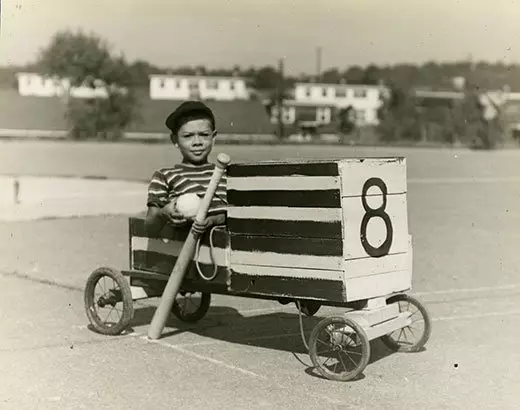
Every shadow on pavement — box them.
[123,305,399,367]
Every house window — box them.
[322,87,328,97]
[354,88,367,98]
[206,79,219,90]
[356,109,366,122]
[316,108,331,123]
[159,79,166,88]
[174,80,182,88]
[305,87,311,97]
[230,81,236,90]
[335,87,346,98]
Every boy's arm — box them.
[145,206,167,236]
[144,170,170,236]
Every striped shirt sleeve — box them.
[147,170,169,208]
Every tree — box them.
[36,29,139,140]
[376,84,422,142]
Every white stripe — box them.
[142,337,267,380]
[148,189,166,195]
[412,283,520,297]
[231,250,343,271]
[231,263,343,280]
[228,206,341,221]
[433,310,520,322]
[131,236,227,266]
[408,176,520,184]
[150,178,167,187]
[227,176,339,191]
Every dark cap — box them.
[165,100,216,134]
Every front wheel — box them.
[84,267,134,335]
[380,294,431,352]
[308,316,370,382]
[171,292,211,323]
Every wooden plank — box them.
[346,269,412,302]
[229,272,346,302]
[339,157,407,197]
[227,206,342,222]
[230,234,343,257]
[129,217,229,248]
[227,189,341,208]
[344,252,409,279]
[132,250,230,284]
[342,193,409,259]
[227,218,342,239]
[227,176,339,191]
[230,250,343,271]
[228,162,339,178]
[131,236,228,266]
[230,263,344,281]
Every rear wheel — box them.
[171,292,211,323]
[84,267,134,335]
[381,294,431,352]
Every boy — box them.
[145,101,227,236]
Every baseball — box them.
[175,193,201,218]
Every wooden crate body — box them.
[128,157,412,303]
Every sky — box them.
[1,0,520,75]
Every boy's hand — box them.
[160,201,189,226]
[191,214,225,236]
[192,217,212,236]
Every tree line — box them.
[1,28,518,147]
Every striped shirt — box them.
[147,163,227,220]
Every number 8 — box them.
[360,177,393,258]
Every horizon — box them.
[1,0,519,76]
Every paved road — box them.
[1,142,519,409]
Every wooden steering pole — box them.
[147,153,231,340]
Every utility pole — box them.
[316,47,322,82]
[276,58,285,139]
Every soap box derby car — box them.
[84,156,431,382]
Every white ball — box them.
[175,193,201,218]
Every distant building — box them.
[15,72,113,99]
[412,87,520,141]
[267,81,386,138]
[292,82,387,126]
[149,74,249,101]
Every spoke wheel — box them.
[171,292,211,323]
[84,267,134,335]
[381,294,432,352]
[309,316,370,382]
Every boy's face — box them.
[174,116,216,165]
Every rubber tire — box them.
[309,316,370,382]
[296,300,321,317]
[380,294,432,352]
[171,292,211,323]
[84,267,134,336]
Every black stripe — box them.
[227,218,342,239]
[227,189,340,208]
[132,250,230,285]
[129,218,229,248]
[230,234,343,257]
[228,162,338,177]
[229,273,345,302]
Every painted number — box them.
[360,177,393,258]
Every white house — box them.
[293,82,387,125]
[149,74,249,101]
[16,72,112,98]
